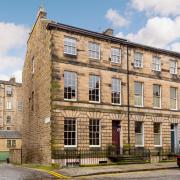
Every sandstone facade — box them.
[0,78,23,131]
[22,9,180,164]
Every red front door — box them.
[112,120,120,147]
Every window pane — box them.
[88,42,100,59]
[135,122,142,133]
[152,56,161,71]
[154,123,160,133]
[170,61,177,74]
[134,82,143,106]
[170,87,177,109]
[89,75,100,102]
[89,119,100,146]
[111,48,121,63]
[64,118,76,146]
[154,134,161,145]
[112,78,121,104]
[135,82,142,95]
[153,85,161,107]
[64,37,77,55]
[135,134,143,146]
[134,52,143,67]
[64,71,77,100]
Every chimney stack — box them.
[9,77,16,83]
[37,7,47,19]
[103,28,114,36]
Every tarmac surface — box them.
[0,163,56,180]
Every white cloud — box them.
[0,54,23,71]
[0,22,29,54]
[170,42,180,52]
[116,16,180,51]
[131,0,180,16]
[0,22,29,83]
[105,8,129,27]
[0,74,9,81]
[12,70,22,83]
[0,70,22,83]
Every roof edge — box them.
[47,22,180,58]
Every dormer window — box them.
[64,37,77,55]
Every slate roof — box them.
[0,131,21,139]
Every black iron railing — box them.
[52,147,151,167]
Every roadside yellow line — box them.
[21,166,69,179]
[39,168,69,179]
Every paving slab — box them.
[57,162,178,177]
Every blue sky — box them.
[0,0,180,82]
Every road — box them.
[77,169,180,180]
[1,163,180,180]
[0,163,56,180]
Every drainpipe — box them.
[127,45,130,146]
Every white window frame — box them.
[89,75,100,103]
[88,42,100,60]
[154,123,162,147]
[134,82,144,107]
[6,86,12,96]
[152,56,161,71]
[111,78,121,105]
[170,87,178,110]
[135,122,144,147]
[153,84,161,109]
[64,71,77,101]
[64,118,77,148]
[111,48,121,64]
[64,37,77,56]
[170,60,177,75]
[6,101,12,110]
[134,52,143,68]
[89,119,101,147]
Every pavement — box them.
[76,169,180,180]
[57,162,178,177]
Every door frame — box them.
[112,120,123,151]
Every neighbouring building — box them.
[0,77,23,131]
[0,131,21,161]
[22,9,180,165]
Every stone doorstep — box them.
[57,162,178,177]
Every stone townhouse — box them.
[22,9,180,164]
[0,77,23,131]
[0,131,21,161]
